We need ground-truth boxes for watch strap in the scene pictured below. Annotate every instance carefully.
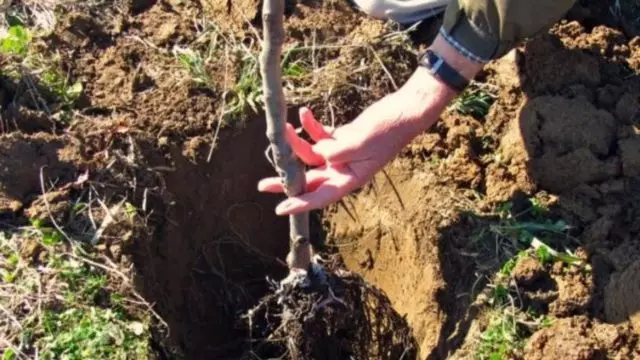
[418,49,469,93]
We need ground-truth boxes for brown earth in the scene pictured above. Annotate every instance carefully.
[525,316,638,360]
[2,0,640,359]
[322,13,640,360]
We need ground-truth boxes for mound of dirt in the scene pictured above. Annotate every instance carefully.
[516,96,620,192]
[511,256,545,286]
[605,259,640,333]
[325,17,640,360]
[524,316,640,359]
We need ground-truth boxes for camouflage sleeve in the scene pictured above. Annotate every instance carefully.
[439,0,577,63]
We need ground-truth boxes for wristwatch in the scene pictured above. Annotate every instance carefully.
[418,49,469,93]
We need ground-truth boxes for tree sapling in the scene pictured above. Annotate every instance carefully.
[259,0,313,274]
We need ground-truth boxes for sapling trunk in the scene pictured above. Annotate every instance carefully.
[260,0,312,271]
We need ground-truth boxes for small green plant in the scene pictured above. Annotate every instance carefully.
[31,219,64,246]
[39,307,148,360]
[1,250,20,283]
[0,24,31,56]
[499,251,527,277]
[281,47,310,80]
[282,59,308,78]
[451,86,496,118]
[225,54,263,118]
[489,284,510,307]
[57,257,107,302]
[1,225,154,359]
[476,314,524,360]
[41,68,84,106]
[535,243,554,265]
[526,309,555,329]
[530,237,582,267]
[496,201,513,220]
[174,47,213,86]
[125,202,137,217]
[31,218,65,246]
[491,218,570,246]
[0,23,83,123]
[2,347,16,360]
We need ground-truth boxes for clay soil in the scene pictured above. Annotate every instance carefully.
[1,0,640,359]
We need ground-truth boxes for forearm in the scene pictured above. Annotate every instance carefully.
[394,32,483,132]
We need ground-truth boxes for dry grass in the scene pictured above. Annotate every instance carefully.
[0,168,167,359]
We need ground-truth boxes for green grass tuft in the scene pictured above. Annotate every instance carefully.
[39,307,148,360]
[451,86,496,118]
[174,47,213,87]
[476,314,524,360]
[0,226,153,359]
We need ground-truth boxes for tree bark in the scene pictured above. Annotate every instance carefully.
[260,0,312,271]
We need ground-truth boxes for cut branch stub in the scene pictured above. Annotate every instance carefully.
[260,0,312,271]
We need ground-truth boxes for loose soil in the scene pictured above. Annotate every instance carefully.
[1,0,640,359]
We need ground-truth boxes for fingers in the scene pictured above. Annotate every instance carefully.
[300,107,332,142]
[312,137,360,164]
[285,123,324,166]
[297,107,361,164]
[257,168,331,193]
[275,178,352,215]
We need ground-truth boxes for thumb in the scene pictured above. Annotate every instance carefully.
[275,179,350,215]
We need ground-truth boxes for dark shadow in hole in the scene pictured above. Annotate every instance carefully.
[127,111,291,360]
[125,106,418,360]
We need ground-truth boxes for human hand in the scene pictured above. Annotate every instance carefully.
[257,32,483,216]
[258,81,446,215]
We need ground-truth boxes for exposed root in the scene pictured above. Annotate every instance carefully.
[244,257,418,360]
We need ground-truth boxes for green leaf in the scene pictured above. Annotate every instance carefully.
[555,252,582,266]
[7,253,19,268]
[66,81,83,100]
[42,230,64,246]
[124,202,137,216]
[536,245,553,265]
[2,347,16,360]
[491,284,509,306]
[283,61,307,77]
[2,269,18,283]
[31,218,44,229]
[540,316,554,328]
[0,25,31,55]
[500,251,526,276]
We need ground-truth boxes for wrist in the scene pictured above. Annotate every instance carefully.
[428,32,484,81]
[395,31,485,132]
